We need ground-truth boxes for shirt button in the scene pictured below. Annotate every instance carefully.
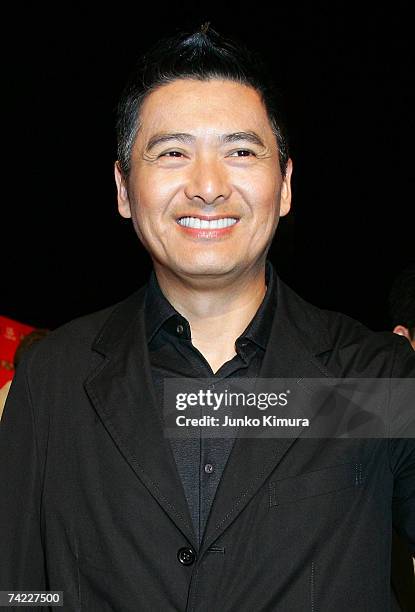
[176,324,184,335]
[204,463,214,474]
[177,547,196,565]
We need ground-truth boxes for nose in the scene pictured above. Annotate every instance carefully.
[184,155,231,205]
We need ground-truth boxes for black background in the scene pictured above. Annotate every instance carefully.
[2,3,414,331]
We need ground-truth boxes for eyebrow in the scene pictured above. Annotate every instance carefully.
[145,131,266,152]
[221,131,266,148]
[146,133,194,151]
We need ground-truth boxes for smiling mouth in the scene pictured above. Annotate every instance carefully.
[176,216,239,229]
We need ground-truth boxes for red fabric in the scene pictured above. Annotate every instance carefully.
[0,316,35,386]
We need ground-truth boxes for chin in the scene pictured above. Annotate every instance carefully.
[172,257,237,278]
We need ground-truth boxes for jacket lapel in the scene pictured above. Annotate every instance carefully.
[200,276,335,553]
[84,286,198,548]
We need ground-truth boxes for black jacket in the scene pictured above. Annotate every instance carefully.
[0,274,414,611]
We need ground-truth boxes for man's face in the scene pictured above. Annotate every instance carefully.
[115,78,292,282]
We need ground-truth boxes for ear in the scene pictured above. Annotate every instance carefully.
[114,161,132,219]
[393,325,411,341]
[279,158,293,217]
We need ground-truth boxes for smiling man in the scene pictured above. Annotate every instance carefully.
[115,77,291,373]
[0,25,414,612]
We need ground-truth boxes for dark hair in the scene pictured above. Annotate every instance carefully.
[388,264,415,340]
[116,24,289,177]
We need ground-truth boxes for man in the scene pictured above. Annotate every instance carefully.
[0,26,414,611]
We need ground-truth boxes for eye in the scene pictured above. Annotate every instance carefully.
[159,151,184,158]
[229,149,256,157]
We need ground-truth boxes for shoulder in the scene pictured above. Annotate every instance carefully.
[20,286,146,377]
[277,276,415,377]
[29,303,117,361]
[325,309,414,377]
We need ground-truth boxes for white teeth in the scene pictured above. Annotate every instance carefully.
[177,217,238,229]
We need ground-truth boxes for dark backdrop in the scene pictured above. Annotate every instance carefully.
[2,3,414,331]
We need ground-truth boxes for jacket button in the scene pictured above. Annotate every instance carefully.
[177,547,196,565]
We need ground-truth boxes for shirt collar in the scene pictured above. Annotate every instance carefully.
[145,259,277,351]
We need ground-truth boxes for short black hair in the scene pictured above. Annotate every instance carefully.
[389,264,415,340]
[116,24,289,177]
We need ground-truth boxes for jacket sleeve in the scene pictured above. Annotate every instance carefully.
[0,351,47,590]
[389,339,415,557]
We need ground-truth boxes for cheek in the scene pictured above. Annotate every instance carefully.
[236,167,280,205]
[129,190,164,229]
[245,179,282,239]
[131,171,182,224]
[130,193,176,250]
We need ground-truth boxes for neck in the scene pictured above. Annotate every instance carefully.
[153,261,268,368]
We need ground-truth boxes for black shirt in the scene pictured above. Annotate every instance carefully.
[145,260,277,546]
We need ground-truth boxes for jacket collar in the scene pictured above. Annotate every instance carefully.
[91,271,333,360]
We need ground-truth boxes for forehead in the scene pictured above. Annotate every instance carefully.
[137,79,273,137]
